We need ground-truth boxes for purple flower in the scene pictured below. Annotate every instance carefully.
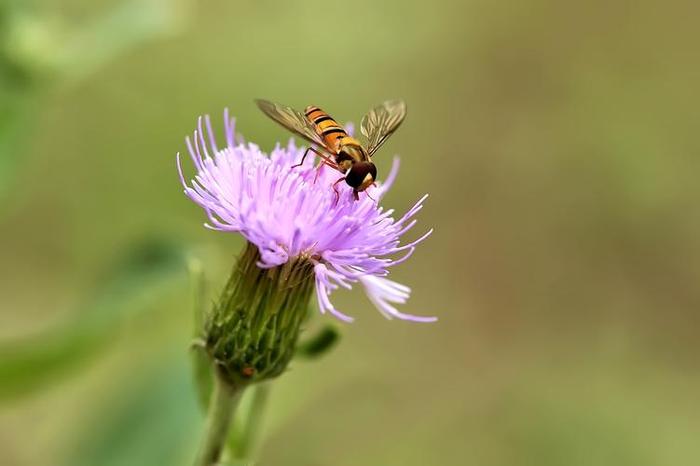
[177,110,436,323]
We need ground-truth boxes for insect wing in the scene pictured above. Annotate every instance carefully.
[255,99,327,149]
[360,100,407,156]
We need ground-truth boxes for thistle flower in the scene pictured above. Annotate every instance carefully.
[178,109,436,326]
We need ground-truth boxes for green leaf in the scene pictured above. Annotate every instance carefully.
[189,257,208,335]
[0,237,188,401]
[0,74,38,208]
[62,356,201,466]
[54,0,190,86]
[188,257,214,412]
[191,339,214,412]
[295,325,340,360]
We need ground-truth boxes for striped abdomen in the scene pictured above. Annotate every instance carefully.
[304,106,351,151]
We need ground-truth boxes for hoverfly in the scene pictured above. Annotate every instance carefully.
[255,99,407,200]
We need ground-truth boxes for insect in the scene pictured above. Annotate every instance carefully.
[255,99,407,200]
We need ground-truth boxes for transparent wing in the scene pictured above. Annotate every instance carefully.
[255,99,327,148]
[360,100,407,157]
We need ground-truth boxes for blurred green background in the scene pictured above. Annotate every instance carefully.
[2,0,699,465]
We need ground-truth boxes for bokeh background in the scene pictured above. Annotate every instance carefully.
[2,0,699,465]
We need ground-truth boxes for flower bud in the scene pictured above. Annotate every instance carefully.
[203,242,315,386]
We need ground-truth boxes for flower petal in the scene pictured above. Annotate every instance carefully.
[359,275,437,322]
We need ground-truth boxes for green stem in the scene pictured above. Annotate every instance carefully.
[229,383,271,460]
[194,369,244,466]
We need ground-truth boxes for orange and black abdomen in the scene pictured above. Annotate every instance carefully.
[305,106,348,151]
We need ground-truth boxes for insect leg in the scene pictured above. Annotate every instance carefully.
[332,176,346,205]
[291,147,312,168]
[313,162,327,184]
[311,147,340,167]
[294,146,340,171]
[294,146,332,168]
[314,160,341,184]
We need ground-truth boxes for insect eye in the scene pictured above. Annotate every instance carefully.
[368,162,377,180]
[345,162,371,189]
